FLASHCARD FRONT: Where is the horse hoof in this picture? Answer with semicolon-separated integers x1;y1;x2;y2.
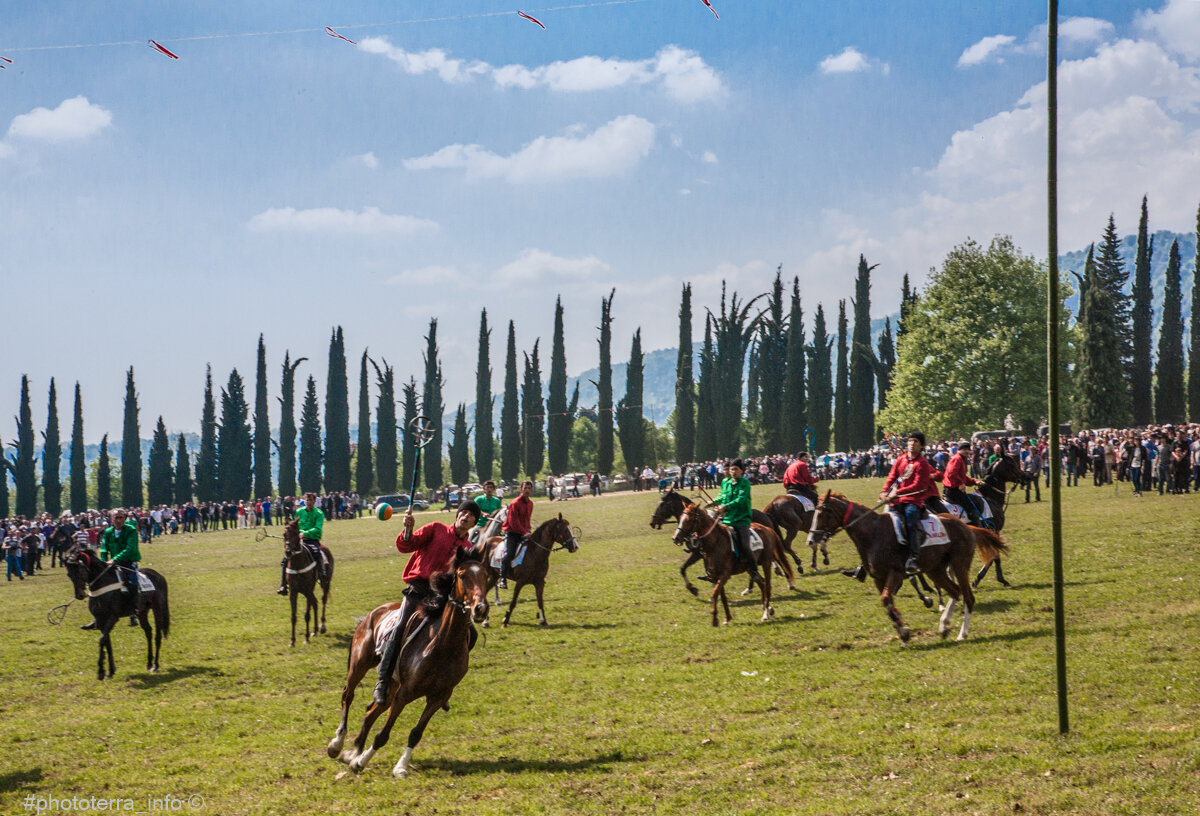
998;580;1011;587
539;619;548;627
956;633;968;642
327;740;344;759
939;627;950;639
687;586;698;597
338;750;356;765
740;588;752;597
320;625;327;634
788;584;797;592
898;627;912;643
393;767;409;778
768;606;775;617
823;555;830;566
481;620;489;629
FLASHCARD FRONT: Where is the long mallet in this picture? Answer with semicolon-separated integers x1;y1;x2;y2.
255;528;283;541
405;415;436;519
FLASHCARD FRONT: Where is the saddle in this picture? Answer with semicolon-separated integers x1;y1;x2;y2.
884;509;950;549
785;493;816;512
943;494;992;523
489;539;529;570
722;525;763;556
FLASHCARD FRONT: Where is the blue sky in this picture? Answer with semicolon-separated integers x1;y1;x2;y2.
3;1;1199;442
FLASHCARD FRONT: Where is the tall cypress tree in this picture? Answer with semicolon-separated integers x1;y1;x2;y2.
400;377;419;491
1096;215;1134;414
448;404;471;485
617;330;646;472
597;289;616;475
69;382;87;513
13;375;37;517
120;367;143;509
674;283;695;464
1189;202;1200;420
876;318;896;413
324;327;351;492
547;297;571;475
298;376;323;493
277;353;306;498
218;369;252;501
175;434;193;503
758;269;787;453
355;350;374;495
695;315;717;460
147;416;174;506
474;310;494;483
371;357;398;493
782;278;807;453
897;274;918;341
1075;246;1129;427
711;284;760;456
746;343;761;421
422;320;445;491
196;366;219;502
521;341;545;478
1132;196;1154;425
42;378;62;516
848;256;876;448
808;304;834;455
97;434;112;510
1155;240;1186;423
253;335;272;498
833;301;850;450
500;321;521;482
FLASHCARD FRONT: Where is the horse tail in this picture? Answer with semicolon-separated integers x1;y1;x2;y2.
971;526;1009;565
156;575;170;638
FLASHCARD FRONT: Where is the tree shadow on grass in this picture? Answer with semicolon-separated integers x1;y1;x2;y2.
127;664;225;688
423;749;640;776
488;620;618;631
0;768;43;794
973;597;1020;614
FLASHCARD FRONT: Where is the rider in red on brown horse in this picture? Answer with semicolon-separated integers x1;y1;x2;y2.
372;500;481;707
883;431;942;575
782;451;820;502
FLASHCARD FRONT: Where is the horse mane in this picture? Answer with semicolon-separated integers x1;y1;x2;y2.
530;517;561;538
420;571;457;615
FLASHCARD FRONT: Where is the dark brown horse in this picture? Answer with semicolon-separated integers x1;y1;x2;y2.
64;546;170;679
956;453;1029;587
327;557;490;777
477;515;578;627
282;520;334;647
764;492;822;570
805;491;1007;643
671;504;795;626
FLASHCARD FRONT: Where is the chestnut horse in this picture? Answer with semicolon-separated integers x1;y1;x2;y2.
282;520;334;647
477;515;579;627
64;546;170;679
806;491;1007;643
327;557;490;777
671;504;794;626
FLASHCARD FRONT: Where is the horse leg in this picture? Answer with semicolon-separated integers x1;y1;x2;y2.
97;627;110;681
927;562;966;640
681;551;702;597
502;581;524;628
343;695;394;767
907;575;934;609
393;696;445;778
140;609;154;672
880;576;911;643
289;590;298;648
972;559;992;588
328;651;372;759
152;607;163;672
534;580;547;626
304;590;317;643
992;558;1010;587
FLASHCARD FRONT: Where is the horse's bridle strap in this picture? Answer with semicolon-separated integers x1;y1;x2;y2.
286;562;316;575
842;501;855;526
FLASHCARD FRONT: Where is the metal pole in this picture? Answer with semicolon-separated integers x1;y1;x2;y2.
1046;0;1069;735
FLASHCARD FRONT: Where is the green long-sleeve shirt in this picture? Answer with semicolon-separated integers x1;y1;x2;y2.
99;522;141;563
713;476;752;527
296;505;325;541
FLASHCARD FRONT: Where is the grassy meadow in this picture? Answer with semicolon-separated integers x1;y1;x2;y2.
1;479;1198;815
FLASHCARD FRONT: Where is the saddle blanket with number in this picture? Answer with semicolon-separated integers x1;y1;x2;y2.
489;540;528;570
943;494;993;522
786;493;815;512
374;608;403;657
885;511;950;548
726;526;763;555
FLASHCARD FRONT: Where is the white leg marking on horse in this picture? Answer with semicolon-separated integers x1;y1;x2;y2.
957;608;971;641
938;597;957;636
393;746;413;778
327;731;345;757
350;746;375;772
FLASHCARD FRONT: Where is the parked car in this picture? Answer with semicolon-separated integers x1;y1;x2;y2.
372;493;430;512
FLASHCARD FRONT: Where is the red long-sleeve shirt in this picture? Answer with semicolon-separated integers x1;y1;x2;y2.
942;452;977;489
884;454;941;505
783;459;818;489
502;494;533;536
395;522;471;583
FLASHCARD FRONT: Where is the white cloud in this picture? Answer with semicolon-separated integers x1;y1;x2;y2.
7;96;112;142
494;249;611;285
701;151;718;164
957;35;1016;67
363;38;724;103
1137;0;1200;60
818;47;888;75
353;152;379;169
385;265;462;286
1059;17;1115;45
246;206;438;235
403;115;656;183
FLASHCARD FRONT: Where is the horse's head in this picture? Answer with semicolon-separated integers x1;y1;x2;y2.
553;514;580;553
282;520;302;554
672;503;707;547
453;560;490;624
988;454;1031;488
650;490;686;529
805;490;844;549
62;546;95;600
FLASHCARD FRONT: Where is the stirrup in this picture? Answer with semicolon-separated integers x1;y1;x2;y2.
904;556;920;575
372;679;390;707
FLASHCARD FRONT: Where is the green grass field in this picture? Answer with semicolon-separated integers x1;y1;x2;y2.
2;480;1198;815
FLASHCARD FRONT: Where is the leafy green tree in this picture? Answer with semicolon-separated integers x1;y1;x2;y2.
474;310;494;483
324;327;351;492
400;377;419;491
597;289;616;475
422;320;445;491
299;376;323;493
355;350;374;495
521;341;545;477
547;297;571;475
881;236;1057;438
147;416;174;506
277;353;306;497
196;366;219;502
448;404;471;485
254;335;272;498
849;256;877;448
695;315;717;460
1075;245;1130;428
11;375;37;517
175;434;193;503
120;367;143;509
807;304;833;454
569;415;598;472
69;383;87;513
833;302;849;450
1132;197;1154;425
1155;240;1186;423
674;283;695;464
371;357;397;493
218;369;252;500
1189;202;1200;420
617;330;646;472
782;279;807;453
500;321;521;482
42;378;62;516
97;434;113;510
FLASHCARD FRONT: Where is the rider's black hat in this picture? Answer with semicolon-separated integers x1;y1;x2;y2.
458;500;482;521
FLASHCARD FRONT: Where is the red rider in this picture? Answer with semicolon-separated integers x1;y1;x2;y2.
882;430;940;575
782;452;819;501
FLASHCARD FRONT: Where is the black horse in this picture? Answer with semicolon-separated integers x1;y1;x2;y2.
64;547;170;679
944;454;1029;587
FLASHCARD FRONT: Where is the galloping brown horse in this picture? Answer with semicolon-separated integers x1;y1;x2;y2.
477;514;578;627
672;504;795;626
282;520;334;646
327;557;490;777
764;493;821;571
806;491;1007;643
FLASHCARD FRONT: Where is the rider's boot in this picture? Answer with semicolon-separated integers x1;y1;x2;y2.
904;526;925;575
842;565;868;581
373;631;401;707
745;552;764;588
498;548;512;589
80;620;98;630
277;561;288;595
